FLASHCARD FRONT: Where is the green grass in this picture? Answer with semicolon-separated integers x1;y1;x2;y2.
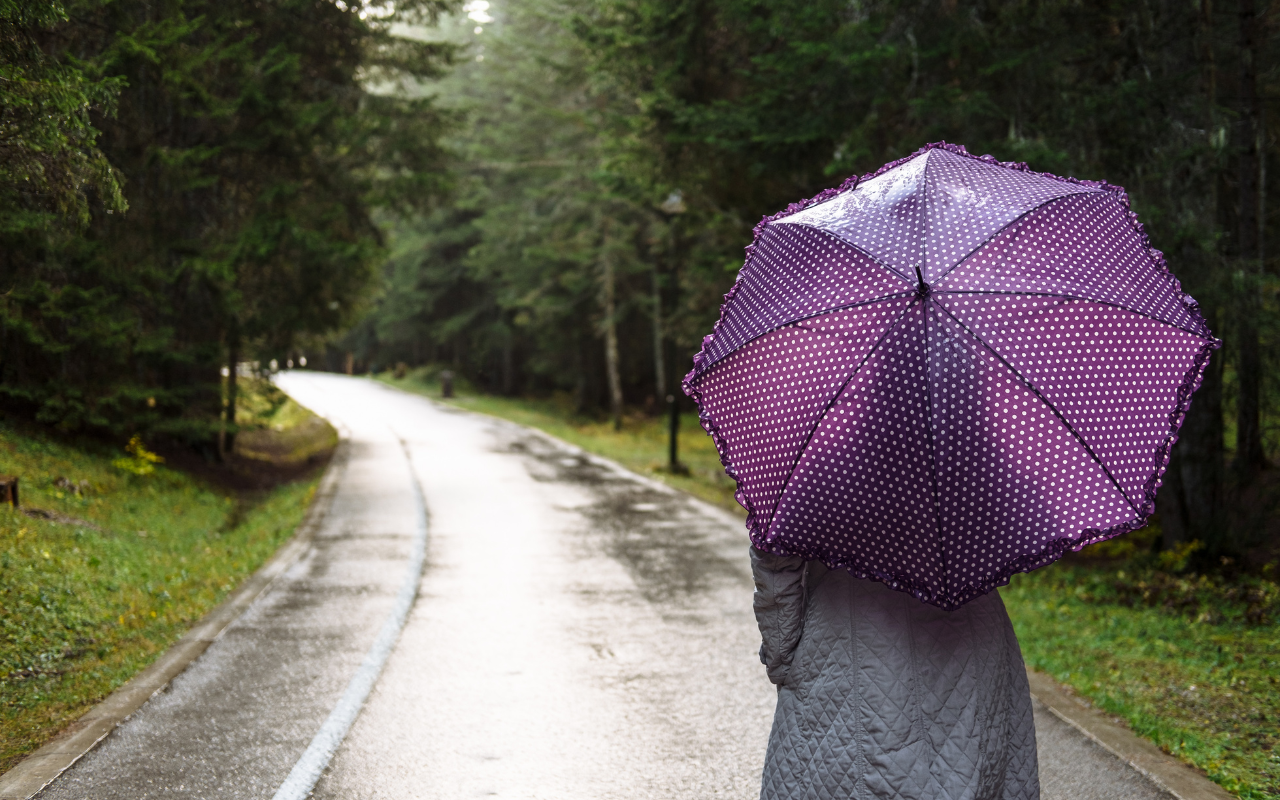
377;368;743;513
0;402;328;772
378;367;1278;799
1005;564;1279;799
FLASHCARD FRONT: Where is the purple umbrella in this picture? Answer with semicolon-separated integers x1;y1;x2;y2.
683;142;1218;610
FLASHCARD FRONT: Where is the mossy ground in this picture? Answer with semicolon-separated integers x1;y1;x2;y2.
378;366;1279;799
233;386;338;468
0;380;333;773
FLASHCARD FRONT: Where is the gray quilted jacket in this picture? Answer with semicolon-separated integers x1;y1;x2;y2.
752;548;1039;800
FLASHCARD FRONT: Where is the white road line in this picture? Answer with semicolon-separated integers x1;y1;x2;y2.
270;437;428;800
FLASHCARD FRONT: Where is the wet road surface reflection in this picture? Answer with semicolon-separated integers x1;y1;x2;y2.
504;431;747;604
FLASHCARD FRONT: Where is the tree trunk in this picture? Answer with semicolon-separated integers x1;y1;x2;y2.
601;235;624;430
217;365;228;461
1235;0;1266;480
223;333;241;458
573;329;588;415
1154;448;1188;549
1156;0;1233;555
1201;0;1216;106
1159;306;1226;551
652;265;666;405
501;327;514;395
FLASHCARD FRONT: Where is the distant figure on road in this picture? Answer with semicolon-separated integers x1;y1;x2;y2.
751;549;1039;800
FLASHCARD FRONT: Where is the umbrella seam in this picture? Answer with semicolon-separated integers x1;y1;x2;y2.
922;300;947;596
932;301;1141;516
920;149;933;271
762;301;921;544
687;292;916;381
780;223;917;288
784;325;1218;611
929;190;1098;287
685;221;915;381
936;290;1218;341
686;300;919;553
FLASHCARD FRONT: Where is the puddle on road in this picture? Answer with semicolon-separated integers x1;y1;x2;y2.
492;426;746;604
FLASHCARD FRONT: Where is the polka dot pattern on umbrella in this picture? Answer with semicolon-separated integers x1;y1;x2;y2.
694;297;914;535
923;148;1089;281
778;153;928;281
768;304;945;595
938;191;1209;336
778;147;1088;282
696;223;911;374
926;305;1135;602
938;294;1210;508
684;142;1219;609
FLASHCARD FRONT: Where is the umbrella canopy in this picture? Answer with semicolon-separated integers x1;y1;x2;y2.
683;143;1218;610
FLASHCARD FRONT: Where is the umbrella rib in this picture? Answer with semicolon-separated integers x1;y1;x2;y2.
689;292;916;381
935;289;1215;340
934;302;1142;516
928;190;1097;286
763;301;920;539
784;223;917;288
921;303;947;587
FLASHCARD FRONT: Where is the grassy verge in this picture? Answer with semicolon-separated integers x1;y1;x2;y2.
1005;561;1279;799
377;367;1277;799
0;382;333;773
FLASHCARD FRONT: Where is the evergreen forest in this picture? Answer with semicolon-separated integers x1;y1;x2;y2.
3;0;1280;563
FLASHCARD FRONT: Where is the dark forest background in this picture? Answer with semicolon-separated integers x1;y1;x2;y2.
3;0;1279;561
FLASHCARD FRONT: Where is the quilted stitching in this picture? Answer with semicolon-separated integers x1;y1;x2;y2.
756;555;1039;800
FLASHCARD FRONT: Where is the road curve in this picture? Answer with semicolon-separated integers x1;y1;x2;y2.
36;373;1173;799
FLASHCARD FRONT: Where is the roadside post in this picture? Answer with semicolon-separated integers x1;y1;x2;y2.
667;393;688;475
0;476;17;507
658;190;689;476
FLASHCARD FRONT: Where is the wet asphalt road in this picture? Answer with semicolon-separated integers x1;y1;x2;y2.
38;373;1173;799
